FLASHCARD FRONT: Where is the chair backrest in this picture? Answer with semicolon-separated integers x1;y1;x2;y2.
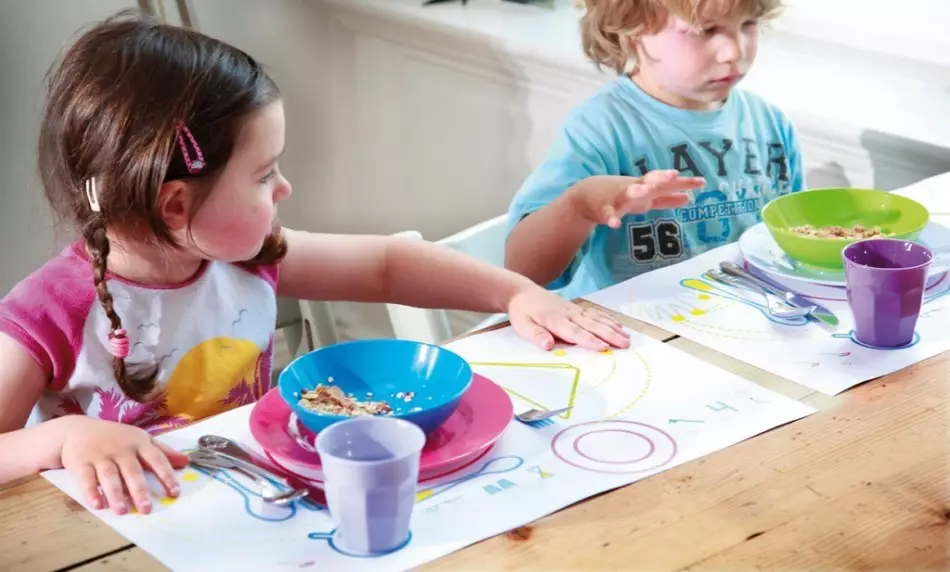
384;215;508;344
438;214;507;268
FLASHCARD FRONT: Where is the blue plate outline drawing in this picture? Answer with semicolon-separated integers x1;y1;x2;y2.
308;529;412;558
831;330;921;350
189;463;323;523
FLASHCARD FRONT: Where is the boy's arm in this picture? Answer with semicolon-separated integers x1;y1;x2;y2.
505;179;600;286
504;111;617;287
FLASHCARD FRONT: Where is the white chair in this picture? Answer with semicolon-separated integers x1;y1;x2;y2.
385;215;509;343
292;214;509;353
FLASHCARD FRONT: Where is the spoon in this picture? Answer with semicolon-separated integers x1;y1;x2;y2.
188;450;308;506
704;269;814;320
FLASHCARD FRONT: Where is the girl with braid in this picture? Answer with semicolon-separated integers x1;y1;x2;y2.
0;11;628;515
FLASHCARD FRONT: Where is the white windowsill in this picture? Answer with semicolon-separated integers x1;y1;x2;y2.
319;0;950;151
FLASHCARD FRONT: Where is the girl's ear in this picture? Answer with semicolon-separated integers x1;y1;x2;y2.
157;180;193;231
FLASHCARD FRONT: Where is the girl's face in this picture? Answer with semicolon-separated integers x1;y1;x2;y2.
634;9;760;110
186;101;292;262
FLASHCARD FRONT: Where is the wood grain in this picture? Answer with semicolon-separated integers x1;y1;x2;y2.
0;477;131;572
71;547;167;572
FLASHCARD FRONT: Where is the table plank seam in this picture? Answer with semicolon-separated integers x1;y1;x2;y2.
54;544;133;572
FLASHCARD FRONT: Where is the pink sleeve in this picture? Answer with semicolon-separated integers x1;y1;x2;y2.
235;261;280;291
0;250;95;390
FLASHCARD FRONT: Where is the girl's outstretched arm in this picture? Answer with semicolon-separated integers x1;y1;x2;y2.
276;229;630;350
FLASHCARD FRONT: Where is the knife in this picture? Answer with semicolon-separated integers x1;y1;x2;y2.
719;261;840;327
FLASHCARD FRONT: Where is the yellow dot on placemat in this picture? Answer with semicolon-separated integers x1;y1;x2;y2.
599;348;614;355
671;314;686;322
158;497;177;506
181;471;199;482
697;294;711;300
416;490;434;502
552;349;568;357
690;309;706;316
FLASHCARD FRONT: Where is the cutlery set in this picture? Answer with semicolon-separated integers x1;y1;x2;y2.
704;261;840;327
189;435;321;506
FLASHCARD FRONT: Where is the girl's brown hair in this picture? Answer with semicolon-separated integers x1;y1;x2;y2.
581;0;783;75
38;10;286;402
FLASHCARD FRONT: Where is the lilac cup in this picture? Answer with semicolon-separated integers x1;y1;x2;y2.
842;238;933;348
315;417;425;556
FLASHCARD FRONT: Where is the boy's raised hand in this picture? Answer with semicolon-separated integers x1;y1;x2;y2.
570;170;706;229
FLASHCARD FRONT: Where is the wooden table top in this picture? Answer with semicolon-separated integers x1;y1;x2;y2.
1;303;947;571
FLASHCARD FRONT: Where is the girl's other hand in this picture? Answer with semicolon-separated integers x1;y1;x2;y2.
506;286;630;352
59;417;188;515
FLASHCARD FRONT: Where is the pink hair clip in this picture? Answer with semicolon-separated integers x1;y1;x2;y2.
175;122;205;174
108;328;130;359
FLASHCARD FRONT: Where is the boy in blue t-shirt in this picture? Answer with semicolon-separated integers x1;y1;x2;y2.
506;0;804;301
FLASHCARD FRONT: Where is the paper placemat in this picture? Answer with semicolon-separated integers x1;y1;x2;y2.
42;326;814;571
586;241;950;396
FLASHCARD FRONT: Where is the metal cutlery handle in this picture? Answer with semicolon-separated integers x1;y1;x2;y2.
719;262;785;297
189;451;309;505
199;435;262;467
705;269;769;296
222;464;274;491
191;450;291;489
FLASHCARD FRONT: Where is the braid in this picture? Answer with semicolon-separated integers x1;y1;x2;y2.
82;216;158;402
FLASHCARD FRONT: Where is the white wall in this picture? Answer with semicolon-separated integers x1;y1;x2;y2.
772;0;950;70
0;0;136;294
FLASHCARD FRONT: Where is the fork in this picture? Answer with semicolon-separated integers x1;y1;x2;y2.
515;406;572;428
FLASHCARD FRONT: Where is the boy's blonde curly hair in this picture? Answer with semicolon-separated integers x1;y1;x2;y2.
580;0;783;75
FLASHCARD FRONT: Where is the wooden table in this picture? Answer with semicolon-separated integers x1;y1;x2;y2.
1;303;948;571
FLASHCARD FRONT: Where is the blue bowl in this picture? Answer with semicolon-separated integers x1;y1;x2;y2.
278;339;474;435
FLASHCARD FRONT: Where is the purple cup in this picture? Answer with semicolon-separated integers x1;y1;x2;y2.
842;238;933;348
315;417;425;556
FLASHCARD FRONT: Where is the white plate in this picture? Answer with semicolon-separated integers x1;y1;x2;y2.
738;221;950;289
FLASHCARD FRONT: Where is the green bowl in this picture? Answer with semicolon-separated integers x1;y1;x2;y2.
761;188;930;269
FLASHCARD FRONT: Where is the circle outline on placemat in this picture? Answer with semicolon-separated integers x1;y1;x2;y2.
573;429;656;465
551;420;677;475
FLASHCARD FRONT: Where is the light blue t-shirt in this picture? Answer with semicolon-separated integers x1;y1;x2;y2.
507;77;805;301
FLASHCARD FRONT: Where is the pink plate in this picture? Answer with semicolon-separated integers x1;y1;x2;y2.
249;373;513;482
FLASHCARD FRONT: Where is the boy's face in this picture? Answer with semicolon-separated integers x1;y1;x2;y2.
634;9;760;110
